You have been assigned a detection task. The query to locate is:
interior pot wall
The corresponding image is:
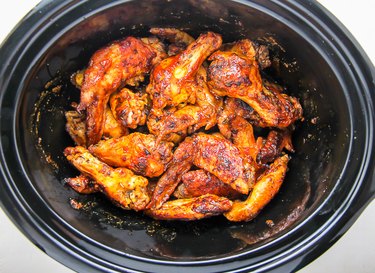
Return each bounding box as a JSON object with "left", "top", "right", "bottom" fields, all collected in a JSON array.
[{"left": 16, "top": 0, "right": 350, "bottom": 261}]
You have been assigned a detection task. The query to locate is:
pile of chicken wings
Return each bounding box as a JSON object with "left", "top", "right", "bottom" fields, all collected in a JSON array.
[{"left": 64, "top": 28, "right": 303, "bottom": 222}]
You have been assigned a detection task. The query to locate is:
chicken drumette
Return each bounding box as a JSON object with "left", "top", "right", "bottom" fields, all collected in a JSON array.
[{"left": 64, "top": 146, "right": 150, "bottom": 211}]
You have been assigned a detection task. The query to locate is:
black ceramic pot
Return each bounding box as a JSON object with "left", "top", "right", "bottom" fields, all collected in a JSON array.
[{"left": 0, "top": 0, "right": 374, "bottom": 272}]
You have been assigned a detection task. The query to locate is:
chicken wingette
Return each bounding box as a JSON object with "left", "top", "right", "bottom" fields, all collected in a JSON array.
[
  {"left": 224, "top": 154, "right": 289, "bottom": 222},
  {"left": 77, "top": 36, "right": 166, "bottom": 145},
  {"left": 64, "top": 146, "right": 150, "bottom": 211},
  {"left": 147, "top": 133, "right": 252, "bottom": 209},
  {"left": 208, "top": 39, "right": 302, "bottom": 128},
  {"left": 88, "top": 132, "right": 174, "bottom": 177},
  {"left": 174, "top": 170, "right": 243, "bottom": 199},
  {"left": 146, "top": 194, "right": 232, "bottom": 221}
]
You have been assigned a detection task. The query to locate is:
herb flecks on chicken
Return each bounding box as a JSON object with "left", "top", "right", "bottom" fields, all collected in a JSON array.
[{"left": 64, "top": 146, "right": 150, "bottom": 211}]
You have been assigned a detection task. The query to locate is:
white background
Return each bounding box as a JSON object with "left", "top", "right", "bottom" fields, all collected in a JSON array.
[{"left": 0, "top": 1, "right": 374, "bottom": 272}]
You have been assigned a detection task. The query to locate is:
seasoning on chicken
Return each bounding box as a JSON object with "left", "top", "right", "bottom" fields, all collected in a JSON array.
[
  {"left": 77, "top": 36, "right": 166, "bottom": 145},
  {"left": 174, "top": 170, "right": 243, "bottom": 199},
  {"left": 208, "top": 39, "right": 302, "bottom": 128},
  {"left": 62, "top": 28, "right": 303, "bottom": 222},
  {"left": 110, "top": 88, "right": 150, "bottom": 129},
  {"left": 147, "top": 133, "right": 252, "bottom": 209},
  {"left": 146, "top": 194, "right": 233, "bottom": 221},
  {"left": 224, "top": 154, "right": 289, "bottom": 222},
  {"left": 147, "top": 66, "right": 222, "bottom": 142},
  {"left": 146, "top": 32, "right": 222, "bottom": 111},
  {"left": 88, "top": 132, "right": 174, "bottom": 178},
  {"left": 64, "top": 146, "right": 150, "bottom": 211}
]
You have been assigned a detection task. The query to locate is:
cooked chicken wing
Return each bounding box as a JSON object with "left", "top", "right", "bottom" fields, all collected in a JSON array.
[
  {"left": 224, "top": 154, "right": 289, "bottom": 222},
  {"left": 146, "top": 32, "right": 222, "bottom": 111},
  {"left": 65, "top": 107, "right": 127, "bottom": 147},
  {"left": 218, "top": 97, "right": 294, "bottom": 164},
  {"left": 88, "top": 132, "right": 174, "bottom": 177},
  {"left": 77, "top": 36, "right": 166, "bottom": 145},
  {"left": 64, "top": 146, "right": 150, "bottom": 211},
  {"left": 257, "top": 130, "right": 294, "bottom": 164},
  {"left": 174, "top": 170, "right": 243, "bottom": 199},
  {"left": 148, "top": 133, "right": 251, "bottom": 209},
  {"left": 109, "top": 87, "right": 150, "bottom": 129},
  {"left": 147, "top": 66, "right": 222, "bottom": 142},
  {"left": 208, "top": 39, "right": 302, "bottom": 128},
  {"left": 65, "top": 174, "right": 99, "bottom": 194},
  {"left": 146, "top": 194, "right": 232, "bottom": 221}
]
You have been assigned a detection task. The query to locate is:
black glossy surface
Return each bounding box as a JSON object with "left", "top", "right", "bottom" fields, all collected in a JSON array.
[{"left": 0, "top": 0, "right": 374, "bottom": 272}]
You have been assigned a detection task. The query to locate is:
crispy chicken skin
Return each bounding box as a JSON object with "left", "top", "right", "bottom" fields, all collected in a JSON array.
[
  {"left": 147, "top": 133, "right": 251, "bottom": 209},
  {"left": 257, "top": 130, "right": 294, "bottom": 164},
  {"left": 208, "top": 39, "right": 302, "bottom": 128},
  {"left": 147, "top": 66, "right": 222, "bottom": 142},
  {"left": 63, "top": 29, "right": 302, "bottom": 222},
  {"left": 64, "top": 146, "right": 150, "bottom": 211},
  {"left": 89, "top": 132, "right": 174, "bottom": 178},
  {"left": 65, "top": 174, "right": 100, "bottom": 194},
  {"left": 109, "top": 88, "right": 150, "bottom": 129},
  {"left": 146, "top": 32, "right": 222, "bottom": 111},
  {"left": 224, "top": 154, "right": 289, "bottom": 222},
  {"left": 146, "top": 194, "right": 232, "bottom": 221},
  {"left": 77, "top": 36, "right": 166, "bottom": 145},
  {"left": 174, "top": 170, "right": 243, "bottom": 199}
]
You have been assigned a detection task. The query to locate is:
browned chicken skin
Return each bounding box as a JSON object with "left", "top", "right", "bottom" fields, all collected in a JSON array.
[
  {"left": 146, "top": 32, "right": 222, "bottom": 111},
  {"left": 224, "top": 154, "right": 289, "bottom": 222},
  {"left": 174, "top": 170, "right": 243, "bottom": 199},
  {"left": 65, "top": 174, "right": 100, "bottom": 194},
  {"left": 109, "top": 87, "right": 150, "bottom": 129},
  {"left": 147, "top": 66, "right": 222, "bottom": 142},
  {"left": 63, "top": 29, "right": 302, "bottom": 222},
  {"left": 78, "top": 36, "right": 166, "bottom": 145},
  {"left": 146, "top": 194, "right": 232, "bottom": 221},
  {"left": 208, "top": 39, "right": 302, "bottom": 128},
  {"left": 257, "top": 130, "right": 294, "bottom": 164},
  {"left": 64, "top": 146, "right": 150, "bottom": 211},
  {"left": 89, "top": 132, "right": 174, "bottom": 178},
  {"left": 65, "top": 106, "right": 127, "bottom": 147},
  {"left": 150, "top": 27, "right": 195, "bottom": 56},
  {"left": 148, "top": 133, "right": 251, "bottom": 209}
]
